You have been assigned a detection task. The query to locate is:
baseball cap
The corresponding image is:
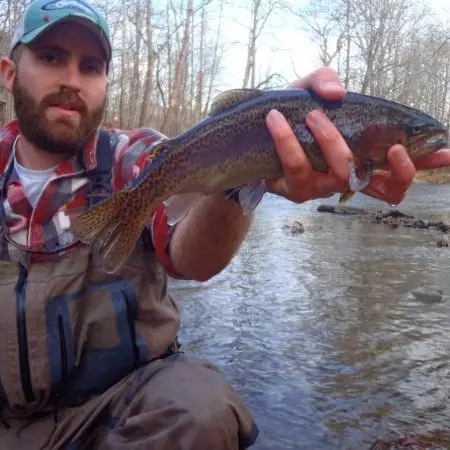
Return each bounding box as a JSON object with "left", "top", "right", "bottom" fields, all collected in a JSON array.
[{"left": 10, "top": 0, "right": 111, "bottom": 61}]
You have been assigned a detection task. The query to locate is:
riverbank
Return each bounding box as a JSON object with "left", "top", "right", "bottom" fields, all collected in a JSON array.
[
  {"left": 414, "top": 169, "right": 450, "bottom": 184},
  {"left": 316, "top": 203, "right": 450, "bottom": 235}
]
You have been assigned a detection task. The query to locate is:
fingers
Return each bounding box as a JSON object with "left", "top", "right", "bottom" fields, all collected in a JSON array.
[
  {"left": 305, "top": 110, "right": 352, "bottom": 181},
  {"left": 266, "top": 109, "right": 312, "bottom": 178},
  {"left": 289, "top": 66, "right": 346, "bottom": 101},
  {"left": 265, "top": 109, "right": 312, "bottom": 201},
  {"left": 411, "top": 149, "right": 450, "bottom": 170},
  {"left": 363, "top": 145, "right": 416, "bottom": 204},
  {"left": 266, "top": 108, "right": 352, "bottom": 185},
  {"left": 265, "top": 109, "right": 345, "bottom": 202}
]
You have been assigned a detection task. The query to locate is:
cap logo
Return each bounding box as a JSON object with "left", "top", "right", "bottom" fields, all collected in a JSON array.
[{"left": 42, "top": 0, "right": 97, "bottom": 17}]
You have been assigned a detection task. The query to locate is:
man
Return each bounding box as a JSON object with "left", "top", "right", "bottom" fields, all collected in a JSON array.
[{"left": 0, "top": 1, "right": 448, "bottom": 449}]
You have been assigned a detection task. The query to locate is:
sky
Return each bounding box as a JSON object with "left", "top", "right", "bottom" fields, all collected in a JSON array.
[
  {"left": 215, "top": 1, "right": 313, "bottom": 90},
  {"left": 213, "top": 0, "right": 450, "bottom": 91}
]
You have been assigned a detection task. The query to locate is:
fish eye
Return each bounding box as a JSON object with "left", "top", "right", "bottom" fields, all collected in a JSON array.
[{"left": 408, "top": 123, "right": 425, "bottom": 135}]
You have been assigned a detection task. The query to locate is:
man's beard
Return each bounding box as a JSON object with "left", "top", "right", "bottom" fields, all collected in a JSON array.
[{"left": 12, "top": 76, "right": 106, "bottom": 157}]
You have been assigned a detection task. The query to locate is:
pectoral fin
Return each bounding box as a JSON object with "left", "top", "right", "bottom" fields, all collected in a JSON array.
[
  {"left": 226, "top": 181, "right": 266, "bottom": 214},
  {"left": 164, "top": 193, "right": 206, "bottom": 226},
  {"left": 339, "top": 188, "right": 355, "bottom": 203},
  {"left": 339, "top": 158, "right": 373, "bottom": 203}
]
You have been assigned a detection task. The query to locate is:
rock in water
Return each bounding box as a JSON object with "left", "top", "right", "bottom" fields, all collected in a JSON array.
[
  {"left": 282, "top": 221, "right": 305, "bottom": 235},
  {"left": 437, "top": 235, "right": 449, "bottom": 247},
  {"left": 317, "top": 204, "right": 363, "bottom": 215}
]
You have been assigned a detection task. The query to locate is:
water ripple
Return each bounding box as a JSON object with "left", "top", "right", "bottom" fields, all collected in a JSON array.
[{"left": 170, "top": 184, "right": 450, "bottom": 449}]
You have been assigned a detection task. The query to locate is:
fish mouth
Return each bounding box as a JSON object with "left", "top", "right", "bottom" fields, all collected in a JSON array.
[{"left": 423, "top": 132, "right": 448, "bottom": 151}]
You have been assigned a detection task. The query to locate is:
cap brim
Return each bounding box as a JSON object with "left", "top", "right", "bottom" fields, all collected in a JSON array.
[{"left": 19, "top": 14, "right": 111, "bottom": 61}]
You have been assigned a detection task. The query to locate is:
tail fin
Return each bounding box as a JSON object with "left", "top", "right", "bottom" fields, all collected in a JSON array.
[{"left": 71, "top": 190, "right": 152, "bottom": 273}]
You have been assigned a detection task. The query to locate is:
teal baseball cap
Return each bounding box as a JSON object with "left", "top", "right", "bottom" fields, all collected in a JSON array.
[{"left": 10, "top": 0, "right": 111, "bottom": 61}]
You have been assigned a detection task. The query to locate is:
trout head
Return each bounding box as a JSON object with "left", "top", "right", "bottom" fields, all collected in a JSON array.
[
  {"left": 340, "top": 105, "right": 448, "bottom": 203},
  {"left": 404, "top": 116, "right": 448, "bottom": 160},
  {"left": 354, "top": 109, "right": 448, "bottom": 167}
]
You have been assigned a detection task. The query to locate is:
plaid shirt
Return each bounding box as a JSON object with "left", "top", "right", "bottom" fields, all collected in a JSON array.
[{"left": 0, "top": 120, "right": 180, "bottom": 277}]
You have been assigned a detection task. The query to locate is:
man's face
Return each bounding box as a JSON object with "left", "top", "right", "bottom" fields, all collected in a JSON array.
[{"left": 5, "top": 21, "right": 108, "bottom": 156}]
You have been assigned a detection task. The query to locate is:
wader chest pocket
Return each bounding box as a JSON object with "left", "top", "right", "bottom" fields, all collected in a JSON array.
[{"left": 45, "top": 280, "right": 140, "bottom": 404}]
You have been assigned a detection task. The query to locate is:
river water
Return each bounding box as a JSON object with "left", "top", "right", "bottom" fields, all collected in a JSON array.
[{"left": 169, "top": 183, "right": 450, "bottom": 450}]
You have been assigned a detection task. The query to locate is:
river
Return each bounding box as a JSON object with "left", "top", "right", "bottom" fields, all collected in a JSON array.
[{"left": 168, "top": 183, "right": 450, "bottom": 450}]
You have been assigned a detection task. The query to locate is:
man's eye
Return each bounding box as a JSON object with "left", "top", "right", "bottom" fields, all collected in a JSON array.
[
  {"left": 40, "top": 53, "right": 60, "bottom": 63},
  {"left": 84, "top": 64, "right": 101, "bottom": 74}
]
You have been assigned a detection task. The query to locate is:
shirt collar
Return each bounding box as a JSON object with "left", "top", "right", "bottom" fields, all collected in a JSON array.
[{"left": 0, "top": 120, "right": 100, "bottom": 176}]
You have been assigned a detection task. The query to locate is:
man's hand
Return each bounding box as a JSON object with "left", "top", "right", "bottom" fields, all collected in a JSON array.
[
  {"left": 266, "top": 66, "right": 450, "bottom": 205},
  {"left": 365, "top": 147, "right": 450, "bottom": 205}
]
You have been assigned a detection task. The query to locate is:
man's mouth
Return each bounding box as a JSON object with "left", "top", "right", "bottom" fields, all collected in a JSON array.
[
  {"left": 50, "top": 102, "right": 81, "bottom": 112},
  {"left": 47, "top": 103, "right": 84, "bottom": 121}
]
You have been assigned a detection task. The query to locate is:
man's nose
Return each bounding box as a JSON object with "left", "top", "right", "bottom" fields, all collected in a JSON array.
[{"left": 59, "top": 60, "right": 82, "bottom": 92}]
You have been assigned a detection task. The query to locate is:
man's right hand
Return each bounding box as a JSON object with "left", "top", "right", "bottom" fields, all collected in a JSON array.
[{"left": 265, "top": 66, "right": 450, "bottom": 206}]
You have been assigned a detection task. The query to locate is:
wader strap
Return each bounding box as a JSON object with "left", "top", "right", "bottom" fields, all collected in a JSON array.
[
  {"left": 86, "top": 130, "right": 113, "bottom": 207},
  {"left": 85, "top": 130, "right": 155, "bottom": 250}
]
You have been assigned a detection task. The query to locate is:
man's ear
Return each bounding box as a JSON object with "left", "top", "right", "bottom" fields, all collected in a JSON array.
[{"left": 1, "top": 57, "right": 16, "bottom": 93}]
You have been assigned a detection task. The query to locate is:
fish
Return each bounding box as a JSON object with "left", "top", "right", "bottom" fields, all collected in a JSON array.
[{"left": 71, "top": 87, "right": 448, "bottom": 273}]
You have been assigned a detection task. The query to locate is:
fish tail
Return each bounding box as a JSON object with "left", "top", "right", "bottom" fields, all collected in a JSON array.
[{"left": 72, "top": 190, "right": 153, "bottom": 273}]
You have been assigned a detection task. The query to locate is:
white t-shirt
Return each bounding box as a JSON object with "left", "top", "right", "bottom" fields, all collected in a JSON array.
[{"left": 14, "top": 157, "right": 57, "bottom": 208}]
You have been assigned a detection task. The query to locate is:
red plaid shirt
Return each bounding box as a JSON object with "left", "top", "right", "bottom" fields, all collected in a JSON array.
[{"left": 0, "top": 120, "right": 180, "bottom": 277}]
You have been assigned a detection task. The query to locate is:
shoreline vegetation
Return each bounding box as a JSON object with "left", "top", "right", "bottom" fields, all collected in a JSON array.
[{"left": 414, "top": 169, "right": 450, "bottom": 184}]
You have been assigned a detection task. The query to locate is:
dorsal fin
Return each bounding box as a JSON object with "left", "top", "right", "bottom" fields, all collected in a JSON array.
[{"left": 209, "top": 88, "right": 264, "bottom": 115}]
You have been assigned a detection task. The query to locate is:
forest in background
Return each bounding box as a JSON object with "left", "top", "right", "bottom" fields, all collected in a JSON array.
[{"left": 0, "top": 0, "right": 449, "bottom": 180}]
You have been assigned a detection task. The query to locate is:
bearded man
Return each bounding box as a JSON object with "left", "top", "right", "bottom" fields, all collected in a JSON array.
[{"left": 0, "top": 1, "right": 448, "bottom": 449}]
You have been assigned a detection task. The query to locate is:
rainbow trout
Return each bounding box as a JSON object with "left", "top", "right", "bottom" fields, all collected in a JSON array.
[{"left": 71, "top": 88, "right": 448, "bottom": 272}]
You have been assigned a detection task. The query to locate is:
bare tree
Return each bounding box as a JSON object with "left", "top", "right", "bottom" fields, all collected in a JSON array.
[
  {"left": 299, "top": 0, "right": 450, "bottom": 120},
  {"left": 1, "top": 0, "right": 449, "bottom": 154},
  {"left": 240, "top": 0, "right": 282, "bottom": 88},
  {"left": 138, "top": 0, "right": 155, "bottom": 127},
  {"left": 299, "top": 0, "right": 344, "bottom": 67},
  {"left": 160, "top": 0, "right": 193, "bottom": 135}
]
